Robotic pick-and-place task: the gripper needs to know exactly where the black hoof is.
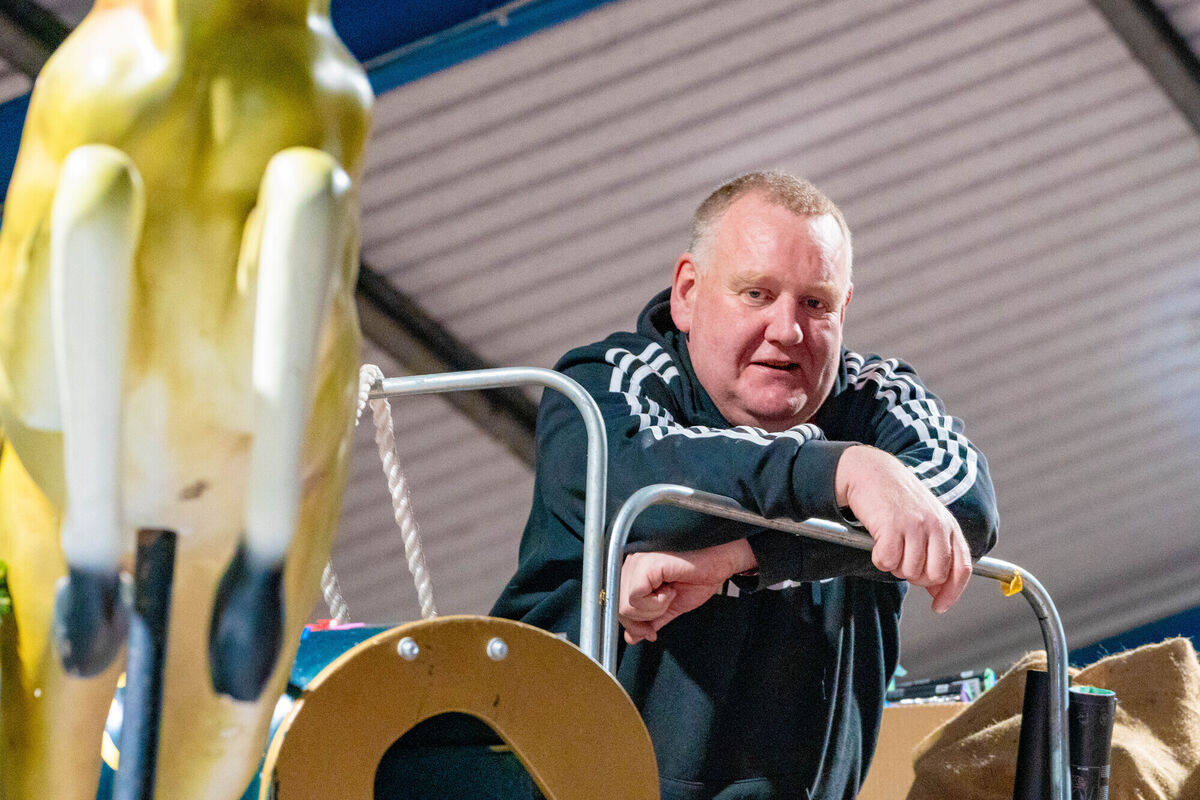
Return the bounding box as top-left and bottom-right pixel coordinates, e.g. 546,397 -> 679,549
53,567 -> 129,676
209,542 -> 284,701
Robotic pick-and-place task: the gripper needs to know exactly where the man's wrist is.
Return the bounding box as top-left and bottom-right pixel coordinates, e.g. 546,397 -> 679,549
834,444 -> 882,507
723,538 -> 758,578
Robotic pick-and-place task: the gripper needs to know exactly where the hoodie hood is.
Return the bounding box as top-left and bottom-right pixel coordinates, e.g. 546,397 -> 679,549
634,287 -> 730,428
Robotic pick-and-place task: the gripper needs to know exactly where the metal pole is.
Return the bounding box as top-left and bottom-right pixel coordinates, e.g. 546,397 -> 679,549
372,367 -> 608,663
113,528 -> 177,800
603,484 -> 1070,800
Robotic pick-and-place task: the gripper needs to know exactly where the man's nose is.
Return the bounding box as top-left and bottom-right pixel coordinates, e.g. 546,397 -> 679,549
764,303 -> 803,346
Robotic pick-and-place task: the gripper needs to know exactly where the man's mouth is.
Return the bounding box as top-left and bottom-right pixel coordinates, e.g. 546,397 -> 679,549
752,361 -> 798,372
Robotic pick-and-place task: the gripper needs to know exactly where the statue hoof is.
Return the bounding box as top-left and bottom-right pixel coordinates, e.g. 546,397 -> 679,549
53,568 -> 129,676
209,541 -> 284,702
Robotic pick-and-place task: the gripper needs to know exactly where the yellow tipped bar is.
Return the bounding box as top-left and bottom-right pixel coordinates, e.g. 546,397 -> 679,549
1001,568 -> 1023,597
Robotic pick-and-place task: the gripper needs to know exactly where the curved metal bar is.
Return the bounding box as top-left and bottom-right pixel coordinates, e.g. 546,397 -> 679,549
604,483 -> 1069,800
972,557 -> 1070,800
372,367 -> 608,663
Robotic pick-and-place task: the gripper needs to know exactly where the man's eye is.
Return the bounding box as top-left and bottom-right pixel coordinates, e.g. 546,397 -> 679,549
804,298 -> 826,311
745,289 -> 765,301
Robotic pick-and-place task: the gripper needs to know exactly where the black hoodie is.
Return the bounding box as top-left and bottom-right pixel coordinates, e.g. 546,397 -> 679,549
492,289 -> 998,799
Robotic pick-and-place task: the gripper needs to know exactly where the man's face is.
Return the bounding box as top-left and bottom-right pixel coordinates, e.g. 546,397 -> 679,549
671,194 -> 852,431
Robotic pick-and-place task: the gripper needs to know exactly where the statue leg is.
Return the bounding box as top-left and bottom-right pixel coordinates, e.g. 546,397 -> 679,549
0,142 -> 140,800
151,485 -> 346,800
49,145 -> 144,677
209,147 -> 349,702
0,446 -> 125,800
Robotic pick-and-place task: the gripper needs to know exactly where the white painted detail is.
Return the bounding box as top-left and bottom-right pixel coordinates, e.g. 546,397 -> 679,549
244,148 -> 349,564
50,145 -> 144,571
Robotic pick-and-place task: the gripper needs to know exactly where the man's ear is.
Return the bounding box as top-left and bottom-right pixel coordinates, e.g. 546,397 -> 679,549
670,254 -> 698,333
839,283 -> 853,323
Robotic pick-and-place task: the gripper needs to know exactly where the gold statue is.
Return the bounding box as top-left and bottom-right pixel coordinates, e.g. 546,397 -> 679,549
0,0 -> 372,797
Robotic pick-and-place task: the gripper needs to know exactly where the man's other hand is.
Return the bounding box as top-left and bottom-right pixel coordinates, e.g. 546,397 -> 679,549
835,445 -> 971,613
619,539 -> 756,645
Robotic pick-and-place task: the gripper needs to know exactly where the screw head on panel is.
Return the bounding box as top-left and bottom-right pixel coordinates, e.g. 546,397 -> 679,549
486,637 -> 508,661
397,637 -> 419,661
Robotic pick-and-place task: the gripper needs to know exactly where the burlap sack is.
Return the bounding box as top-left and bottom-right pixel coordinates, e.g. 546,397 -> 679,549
906,637 -> 1200,800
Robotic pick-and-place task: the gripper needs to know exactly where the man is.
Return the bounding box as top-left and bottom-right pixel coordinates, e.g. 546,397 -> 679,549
492,171 -> 997,799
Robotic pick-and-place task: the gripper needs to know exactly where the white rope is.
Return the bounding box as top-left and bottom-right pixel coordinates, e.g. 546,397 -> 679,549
320,562 -> 350,624
319,364 -> 438,622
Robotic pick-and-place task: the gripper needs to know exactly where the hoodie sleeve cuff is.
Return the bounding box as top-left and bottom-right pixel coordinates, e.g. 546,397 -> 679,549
735,441 -> 858,591
790,438 -> 856,522
737,530 -> 803,590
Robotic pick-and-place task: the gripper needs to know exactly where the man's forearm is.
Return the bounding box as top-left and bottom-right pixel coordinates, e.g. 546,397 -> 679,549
619,538 -> 757,644
833,444 -> 972,612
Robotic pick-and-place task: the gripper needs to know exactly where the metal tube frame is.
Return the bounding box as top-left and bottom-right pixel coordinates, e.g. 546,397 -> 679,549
371,367 -> 608,663
603,484 -> 1070,800
114,529 -> 177,800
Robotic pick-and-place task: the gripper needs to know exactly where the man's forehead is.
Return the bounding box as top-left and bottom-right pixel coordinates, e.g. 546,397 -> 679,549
720,198 -> 845,250
714,202 -> 850,282
806,213 -> 847,256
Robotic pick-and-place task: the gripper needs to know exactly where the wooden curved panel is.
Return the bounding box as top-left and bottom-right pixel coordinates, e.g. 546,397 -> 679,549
262,615 -> 658,799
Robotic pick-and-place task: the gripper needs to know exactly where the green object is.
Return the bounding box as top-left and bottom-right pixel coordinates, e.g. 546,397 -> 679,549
1072,685 -> 1116,696
0,560 -> 11,616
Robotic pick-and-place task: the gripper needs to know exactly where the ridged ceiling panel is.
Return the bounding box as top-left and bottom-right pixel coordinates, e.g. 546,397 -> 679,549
0,67 -> 28,103
0,0 -> 82,102
21,0 -> 86,25
349,0 -> 1200,677
1160,0 -> 1200,41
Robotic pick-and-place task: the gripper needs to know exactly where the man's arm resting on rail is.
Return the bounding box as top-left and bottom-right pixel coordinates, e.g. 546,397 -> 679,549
834,445 -> 972,612
619,539 -> 755,644
619,444 -> 972,644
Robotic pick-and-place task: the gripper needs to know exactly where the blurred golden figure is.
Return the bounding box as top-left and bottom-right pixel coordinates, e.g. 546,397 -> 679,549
0,1 -> 372,797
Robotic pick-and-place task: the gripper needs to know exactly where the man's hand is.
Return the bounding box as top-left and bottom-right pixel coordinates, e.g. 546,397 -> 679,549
619,539 -> 756,645
836,445 -> 972,613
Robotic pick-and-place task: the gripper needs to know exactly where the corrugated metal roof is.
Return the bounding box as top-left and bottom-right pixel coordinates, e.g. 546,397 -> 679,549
1162,0 -> 1200,40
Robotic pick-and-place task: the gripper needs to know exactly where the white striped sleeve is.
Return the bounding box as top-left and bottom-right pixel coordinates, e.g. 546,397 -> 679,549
844,352 -> 979,506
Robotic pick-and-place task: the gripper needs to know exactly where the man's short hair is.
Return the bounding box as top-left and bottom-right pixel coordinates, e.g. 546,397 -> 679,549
688,170 -> 853,275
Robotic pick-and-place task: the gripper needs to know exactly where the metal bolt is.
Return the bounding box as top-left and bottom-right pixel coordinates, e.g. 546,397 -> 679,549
486,637 -> 508,661
397,637 -> 419,661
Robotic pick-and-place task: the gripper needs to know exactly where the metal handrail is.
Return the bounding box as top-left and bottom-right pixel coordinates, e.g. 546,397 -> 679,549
602,483 -> 1070,800
370,367 -> 608,663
